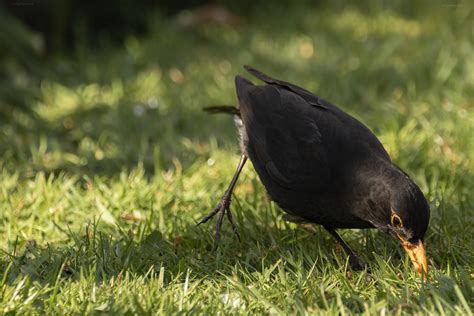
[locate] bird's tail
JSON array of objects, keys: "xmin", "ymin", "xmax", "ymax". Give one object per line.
[{"xmin": 203, "ymin": 105, "xmax": 241, "ymax": 117}]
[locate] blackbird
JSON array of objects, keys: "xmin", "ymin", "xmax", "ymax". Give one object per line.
[{"xmin": 198, "ymin": 65, "xmax": 430, "ymax": 274}]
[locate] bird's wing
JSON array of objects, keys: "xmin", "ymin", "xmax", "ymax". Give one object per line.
[
  {"xmin": 238, "ymin": 82, "xmax": 331, "ymax": 192},
  {"xmin": 243, "ymin": 65, "xmax": 391, "ymax": 161}
]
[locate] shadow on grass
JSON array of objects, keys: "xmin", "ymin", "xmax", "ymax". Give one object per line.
[
  {"xmin": 0, "ymin": 214, "xmax": 431, "ymax": 287},
  {"xmin": 0, "ymin": 212, "xmax": 357, "ymax": 289}
]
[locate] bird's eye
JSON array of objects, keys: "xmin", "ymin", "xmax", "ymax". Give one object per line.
[{"xmin": 391, "ymin": 213, "xmax": 403, "ymax": 228}]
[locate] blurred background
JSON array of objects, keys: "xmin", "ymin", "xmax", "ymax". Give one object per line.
[{"xmin": 0, "ymin": 0, "xmax": 472, "ymax": 177}]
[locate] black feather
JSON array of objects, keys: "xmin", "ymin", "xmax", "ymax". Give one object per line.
[{"xmin": 203, "ymin": 105, "xmax": 240, "ymax": 116}]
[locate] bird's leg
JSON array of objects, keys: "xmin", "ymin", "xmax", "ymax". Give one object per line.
[
  {"xmin": 325, "ymin": 227, "xmax": 367, "ymax": 271},
  {"xmin": 197, "ymin": 155, "xmax": 248, "ymax": 241}
]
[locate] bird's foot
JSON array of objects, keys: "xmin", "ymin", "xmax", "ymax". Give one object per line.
[
  {"xmin": 325, "ymin": 227, "xmax": 368, "ymax": 272},
  {"xmin": 348, "ymin": 253, "xmax": 367, "ymax": 271},
  {"xmin": 197, "ymin": 191, "xmax": 240, "ymax": 242}
]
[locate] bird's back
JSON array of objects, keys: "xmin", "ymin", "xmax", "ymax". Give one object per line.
[{"xmin": 235, "ymin": 73, "xmax": 390, "ymax": 228}]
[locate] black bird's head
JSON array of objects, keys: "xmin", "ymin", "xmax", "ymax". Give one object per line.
[{"xmin": 385, "ymin": 171, "xmax": 430, "ymax": 275}]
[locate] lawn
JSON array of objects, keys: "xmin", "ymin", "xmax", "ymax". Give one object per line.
[{"xmin": 1, "ymin": 1, "xmax": 473, "ymax": 314}]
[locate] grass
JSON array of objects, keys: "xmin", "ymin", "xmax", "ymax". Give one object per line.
[{"xmin": 1, "ymin": 1, "xmax": 474, "ymax": 314}]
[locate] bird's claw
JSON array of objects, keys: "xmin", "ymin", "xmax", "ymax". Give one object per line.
[
  {"xmin": 197, "ymin": 192, "xmax": 240, "ymax": 242},
  {"xmin": 348, "ymin": 254, "xmax": 367, "ymax": 271}
]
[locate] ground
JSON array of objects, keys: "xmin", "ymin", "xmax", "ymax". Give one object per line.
[{"xmin": 1, "ymin": 2, "xmax": 473, "ymax": 314}]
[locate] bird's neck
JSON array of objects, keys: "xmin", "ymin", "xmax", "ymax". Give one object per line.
[{"xmin": 353, "ymin": 161, "xmax": 405, "ymax": 229}]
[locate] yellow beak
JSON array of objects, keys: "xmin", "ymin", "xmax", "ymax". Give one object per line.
[{"xmin": 400, "ymin": 238, "xmax": 428, "ymax": 275}]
